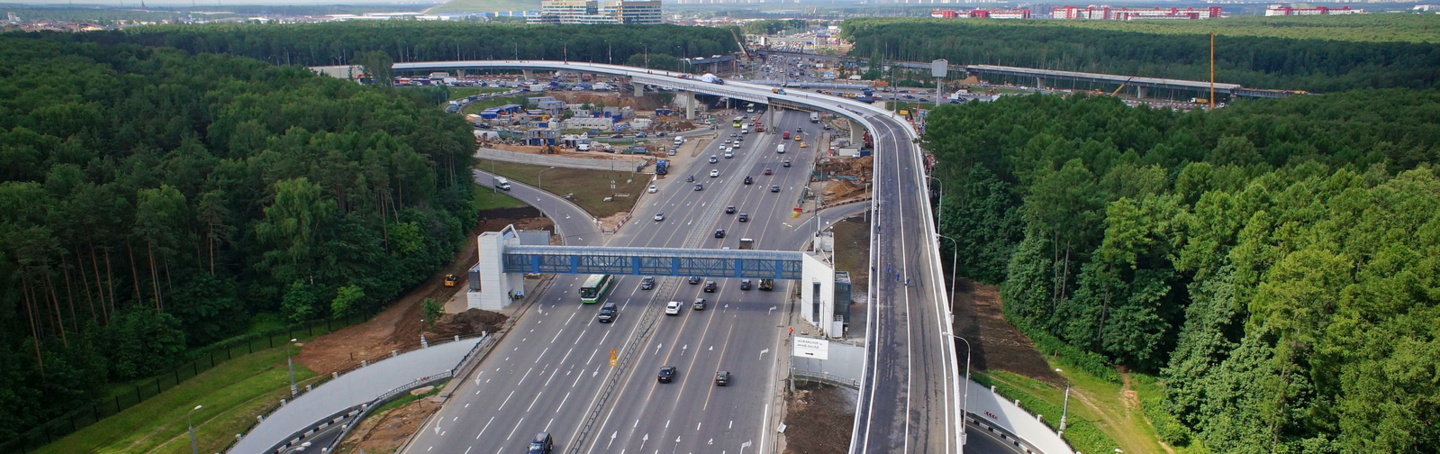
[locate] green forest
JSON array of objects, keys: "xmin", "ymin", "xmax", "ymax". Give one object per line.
[
  {"xmin": 926, "ymin": 91, "xmax": 1440, "ymax": 452},
  {"xmin": 0, "ymin": 36, "xmax": 476, "ymax": 442},
  {"xmin": 840, "ymin": 18, "xmax": 1440, "ymax": 92},
  {"xmin": 47, "ymin": 21, "xmax": 738, "ymax": 70}
]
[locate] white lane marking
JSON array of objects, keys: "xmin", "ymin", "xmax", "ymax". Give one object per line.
[
  {"xmin": 478, "ymin": 417, "xmax": 495, "ymax": 438},
  {"xmin": 535, "ymin": 347, "xmax": 550, "ymax": 363},
  {"xmin": 497, "ymin": 390, "xmax": 517, "ymax": 410},
  {"xmin": 525, "ymin": 391, "xmax": 544, "ymax": 412},
  {"xmin": 556, "ymin": 391, "xmax": 572, "ymax": 412},
  {"xmin": 504, "ymin": 417, "xmax": 524, "ymax": 441}
]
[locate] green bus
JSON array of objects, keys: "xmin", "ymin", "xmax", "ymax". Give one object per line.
[{"xmin": 579, "ymin": 274, "xmax": 615, "ymax": 304}]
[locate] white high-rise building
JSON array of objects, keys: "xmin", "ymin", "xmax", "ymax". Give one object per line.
[{"xmin": 530, "ymin": 0, "xmax": 662, "ymax": 24}]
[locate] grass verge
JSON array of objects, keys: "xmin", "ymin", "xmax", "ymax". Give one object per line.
[
  {"xmin": 473, "ymin": 186, "xmax": 529, "ymax": 211},
  {"xmin": 37, "ymin": 346, "xmax": 319, "ymax": 454},
  {"xmin": 478, "ymin": 158, "xmax": 650, "ymax": 218},
  {"xmin": 975, "ymin": 364, "xmax": 1207, "ymax": 454}
]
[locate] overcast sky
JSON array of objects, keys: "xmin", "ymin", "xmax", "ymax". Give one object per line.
[{"xmin": 9, "ymin": 0, "xmax": 442, "ymax": 6}]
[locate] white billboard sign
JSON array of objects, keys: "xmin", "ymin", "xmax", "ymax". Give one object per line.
[
  {"xmin": 931, "ymin": 59, "xmax": 949, "ymax": 78},
  {"xmin": 792, "ymin": 336, "xmax": 830, "ymax": 360}
]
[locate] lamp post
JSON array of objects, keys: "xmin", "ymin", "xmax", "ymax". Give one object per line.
[
  {"xmin": 927, "ymin": 176, "xmax": 945, "ymax": 227},
  {"xmin": 538, "ymin": 166, "xmax": 558, "ymax": 192},
  {"xmin": 286, "ymin": 338, "xmax": 298, "ymax": 398},
  {"xmin": 951, "ymin": 335, "xmax": 972, "ymax": 453},
  {"xmin": 187, "ymin": 404, "xmax": 203, "ymax": 454},
  {"xmin": 1056, "ymin": 368, "xmax": 1071, "ymax": 434},
  {"xmin": 935, "ymin": 234, "xmax": 959, "ymax": 316}
]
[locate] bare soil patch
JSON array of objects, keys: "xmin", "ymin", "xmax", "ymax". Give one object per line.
[
  {"xmin": 951, "ymin": 280, "xmax": 1060, "ymax": 383},
  {"xmin": 782, "ymin": 384, "xmax": 855, "ymax": 454},
  {"xmin": 334, "ymin": 394, "xmax": 444, "ymax": 454},
  {"xmin": 294, "ymin": 209, "xmax": 541, "ymax": 376}
]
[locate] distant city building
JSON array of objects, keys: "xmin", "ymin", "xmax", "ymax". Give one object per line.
[
  {"xmin": 931, "ymin": 8, "xmax": 1032, "ymax": 19},
  {"xmin": 1050, "ymin": 6, "xmax": 1223, "ymax": 20},
  {"xmin": 1264, "ymin": 5, "xmax": 1365, "ymax": 16},
  {"xmin": 530, "ymin": 0, "xmax": 661, "ymax": 24}
]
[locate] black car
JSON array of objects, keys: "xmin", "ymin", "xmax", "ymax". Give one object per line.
[
  {"xmin": 658, "ymin": 366, "xmax": 677, "ymax": 383},
  {"xmin": 528, "ymin": 432, "xmax": 553, "ymax": 454},
  {"xmin": 694, "ymin": 183, "xmax": 704, "ymax": 191},
  {"xmin": 715, "ymin": 371, "xmax": 731, "ymax": 386},
  {"xmin": 686, "ymin": 175, "xmax": 695, "ymax": 182},
  {"xmin": 597, "ymin": 302, "xmax": 618, "ymax": 323},
  {"xmin": 703, "ymin": 281, "xmax": 717, "ymax": 292},
  {"xmin": 782, "ymin": 160, "xmax": 792, "ymax": 167},
  {"xmin": 725, "ymin": 205, "xmax": 736, "ymax": 214},
  {"xmin": 640, "ymin": 276, "xmax": 656, "ymax": 290},
  {"xmin": 714, "ymin": 229, "xmax": 726, "ymax": 238},
  {"xmin": 743, "ymin": 176, "xmax": 753, "ymax": 185},
  {"xmin": 740, "ymin": 279, "xmax": 753, "ymax": 290},
  {"xmin": 738, "ymin": 213, "xmax": 749, "ymax": 222},
  {"xmin": 689, "ymin": 276, "xmax": 701, "ymax": 284},
  {"xmin": 770, "ymin": 185, "xmax": 781, "ymax": 193}
]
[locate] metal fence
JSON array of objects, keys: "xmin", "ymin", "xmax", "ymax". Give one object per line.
[{"xmin": 0, "ymin": 312, "xmax": 375, "ymax": 454}]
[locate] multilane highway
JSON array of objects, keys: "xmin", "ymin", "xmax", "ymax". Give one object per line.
[
  {"xmin": 384, "ymin": 60, "xmax": 1002, "ymax": 454},
  {"xmin": 409, "ymin": 109, "xmax": 828, "ymax": 454}
]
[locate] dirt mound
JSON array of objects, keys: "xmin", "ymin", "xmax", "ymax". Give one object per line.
[
  {"xmin": 335, "ymin": 395, "xmax": 442, "ymax": 454},
  {"xmin": 428, "ymin": 309, "xmax": 507, "ymax": 339},
  {"xmin": 783, "ymin": 384, "xmax": 854, "ymax": 454},
  {"xmin": 816, "ymin": 156, "xmax": 872, "ymax": 182},
  {"xmin": 822, "ymin": 180, "xmax": 866, "ymax": 201}
]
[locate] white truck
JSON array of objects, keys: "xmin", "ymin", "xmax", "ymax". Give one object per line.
[
  {"xmin": 809, "ymin": 112, "xmax": 820, "ymax": 123},
  {"xmin": 777, "ymin": 144, "xmax": 786, "ymax": 154},
  {"xmin": 493, "ymin": 176, "xmax": 512, "ymax": 191}
]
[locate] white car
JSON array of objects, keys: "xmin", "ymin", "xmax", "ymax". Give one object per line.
[
  {"xmin": 709, "ymin": 169, "xmax": 720, "ymax": 178},
  {"xmin": 665, "ymin": 301, "xmax": 683, "ymax": 315},
  {"xmin": 724, "ymin": 151, "xmax": 734, "ymax": 159},
  {"xmin": 654, "ymin": 212, "xmax": 665, "ymax": 221},
  {"xmin": 648, "ymin": 185, "xmax": 658, "ymax": 193}
]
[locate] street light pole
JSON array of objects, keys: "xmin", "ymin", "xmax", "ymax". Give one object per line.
[
  {"xmin": 936, "ymin": 234, "xmax": 959, "ymax": 318},
  {"xmin": 538, "ymin": 166, "xmax": 558, "ymax": 192},
  {"xmin": 1056, "ymin": 368, "xmax": 1071, "ymax": 434},
  {"xmin": 952, "ymin": 335, "xmax": 972, "ymax": 453},
  {"xmin": 286, "ymin": 338, "xmax": 298, "ymax": 398},
  {"xmin": 187, "ymin": 404, "xmax": 203, "ymax": 454},
  {"xmin": 927, "ymin": 176, "xmax": 944, "ymax": 227}
]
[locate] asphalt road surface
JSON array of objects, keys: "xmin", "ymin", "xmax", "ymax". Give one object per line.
[{"xmin": 411, "ymin": 109, "xmax": 825, "ymax": 454}]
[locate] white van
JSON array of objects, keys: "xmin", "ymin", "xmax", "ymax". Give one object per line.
[{"xmin": 777, "ymin": 144, "xmax": 786, "ymax": 154}]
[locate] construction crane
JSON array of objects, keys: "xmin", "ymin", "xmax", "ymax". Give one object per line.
[
  {"xmin": 730, "ymin": 28, "xmax": 754, "ymax": 60},
  {"xmin": 1111, "ymin": 76, "xmax": 1136, "ymax": 97}
]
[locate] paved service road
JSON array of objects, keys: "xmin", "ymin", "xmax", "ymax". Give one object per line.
[{"xmin": 412, "ymin": 109, "xmax": 820, "ymax": 454}]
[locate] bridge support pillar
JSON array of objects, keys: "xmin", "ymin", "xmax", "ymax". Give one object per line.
[
  {"xmin": 1136, "ymin": 86, "xmax": 1148, "ymax": 99},
  {"xmin": 1035, "ymin": 76, "xmax": 1044, "ymax": 89},
  {"xmin": 674, "ymin": 92, "xmax": 697, "ymax": 119},
  {"xmin": 632, "ymin": 82, "xmax": 644, "ymax": 97},
  {"xmin": 522, "ymin": 69, "xmax": 534, "ymax": 81}
]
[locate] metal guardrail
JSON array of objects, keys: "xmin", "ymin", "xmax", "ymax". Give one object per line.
[
  {"xmin": 219, "ymin": 333, "xmax": 487, "ymax": 454},
  {"xmin": 791, "ymin": 368, "xmax": 861, "ymax": 389}
]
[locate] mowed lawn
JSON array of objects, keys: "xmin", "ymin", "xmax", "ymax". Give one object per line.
[
  {"xmin": 37, "ymin": 347, "xmax": 318, "ymax": 454},
  {"xmin": 479, "ymin": 158, "xmax": 651, "ymax": 218}
]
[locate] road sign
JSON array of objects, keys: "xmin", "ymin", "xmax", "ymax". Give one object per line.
[{"xmin": 792, "ymin": 336, "xmax": 830, "ymax": 360}]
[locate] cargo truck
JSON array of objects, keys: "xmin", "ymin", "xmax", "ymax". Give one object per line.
[
  {"xmin": 809, "ymin": 112, "xmax": 820, "ymax": 123},
  {"xmin": 493, "ymin": 176, "xmax": 512, "ymax": 191},
  {"xmin": 655, "ymin": 160, "xmax": 669, "ymax": 175},
  {"xmin": 739, "ymin": 238, "xmax": 754, "ymax": 249}
]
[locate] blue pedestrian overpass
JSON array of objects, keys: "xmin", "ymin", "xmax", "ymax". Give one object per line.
[{"xmin": 502, "ymin": 245, "xmax": 803, "ymax": 280}]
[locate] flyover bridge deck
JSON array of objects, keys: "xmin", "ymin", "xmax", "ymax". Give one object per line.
[{"xmin": 502, "ymin": 244, "xmax": 804, "ymax": 279}]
